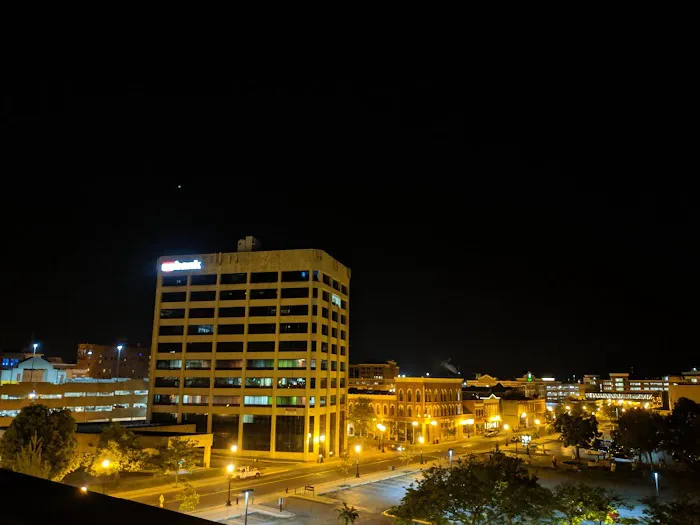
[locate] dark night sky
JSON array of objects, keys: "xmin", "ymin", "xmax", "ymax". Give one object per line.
[{"xmin": 2, "ymin": 77, "xmax": 696, "ymax": 380}]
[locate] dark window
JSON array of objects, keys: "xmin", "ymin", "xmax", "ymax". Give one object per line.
[
  {"xmin": 219, "ymin": 307, "xmax": 245, "ymax": 318},
  {"xmin": 323, "ymin": 274, "xmax": 330, "ymax": 285},
  {"xmin": 153, "ymin": 394, "xmax": 178, "ymax": 405},
  {"xmin": 321, "ymin": 360, "xmax": 328, "ymax": 371},
  {"xmin": 248, "ymin": 323, "xmax": 276, "ymax": 334},
  {"xmin": 188, "ymin": 324, "xmax": 214, "ymax": 335},
  {"xmin": 313, "ymin": 270, "xmax": 320, "ymax": 281},
  {"xmin": 280, "ymin": 305, "xmax": 308, "ymax": 316},
  {"xmin": 341, "ymin": 330, "xmax": 346, "ymax": 340},
  {"xmin": 281, "ymin": 270, "xmax": 310, "ymax": 282},
  {"xmin": 340, "ymin": 378, "xmax": 346, "ymax": 388},
  {"xmin": 341, "ymin": 299, "xmax": 347, "ymax": 310},
  {"xmin": 331, "ymin": 378, "xmax": 337, "ymax": 388},
  {"xmin": 322, "ymin": 307, "xmax": 329, "ymax": 319},
  {"xmin": 190, "ymin": 291, "xmax": 216, "ymax": 302},
  {"xmin": 161, "ymin": 308, "xmax": 185, "ymax": 319},
  {"xmin": 221, "ymin": 273, "xmax": 247, "ymax": 285},
  {"xmin": 162, "ymin": 292, "xmax": 186, "ymax": 303},
  {"xmin": 340, "ymin": 362, "xmax": 345, "ymax": 372},
  {"xmin": 331, "ymin": 361, "xmax": 337, "ymax": 371},
  {"xmin": 213, "ymin": 395, "xmax": 240, "ymax": 406},
  {"xmin": 251, "ymin": 272, "xmax": 278, "ymax": 283},
  {"xmin": 322, "ymin": 325, "xmax": 329, "ymax": 336},
  {"xmin": 280, "ymin": 323, "xmax": 308, "ymax": 334},
  {"xmin": 220, "ymin": 290, "xmax": 246, "ymax": 301},
  {"xmin": 152, "ymin": 412, "xmax": 178, "ymax": 424},
  {"xmin": 185, "ymin": 359, "xmax": 211, "ymax": 370},
  {"xmin": 189, "ymin": 307, "xmax": 215, "ymax": 318},
  {"xmin": 311, "ymin": 341, "xmax": 317, "ymax": 352},
  {"xmin": 184, "ymin": 377, "xmax": 210, "ymax": 388},
  {"xmin": 279, "ymin": 341, "xmax": 307, "ymax": 352},
  {"xmin": 310, "ymin": 378, "xmax": 316, "ymax": 388},
  {"xmin": 331, "ymin": 344, "xmax": 337, "ymax": 354},
  {"xmin": 214, "ymin": 377, "xmax": 241, "ymax": 388},
  {"xmin": 340, "ymin": 346, "xmax": 346, "ymax": 356},
  {"xmin": 158, "ymin": 342, "xmax": 182, "ymax": 353},
  {"xmin": 247, "ymin": 341, "xmax": 275, "ymax": 352},
  {"xmin": 242, "ymin": 415, "xmax": 272, "ymax": 452},
  {"xmin": 331, "ymin": 328, "xmax": 338, "ymax": 338},
  {"xmin": 250, "ymin": 288, "xmax": 277, "ymax": 300},
  {"xmin": 156, "ymin": 359, "xmax": 182, "ymax": 370},
  {"xmin": 322, "ymin": 291, "xmax": 329, "ymax": 302},
  {"xmin": 250, "ymin": 306, "xmax": 277, "ymax": 317},
  {"xmin": 247, "ymin": 359, "xmax": 274, "ymax": 369},
  {"xmin": 191, "ymin": 274, "xmax": 217, "ymax": 286},
  {"xmin": 162, "ymin": 275, "xmax": 187, "ymax": 287},
  {"xmin": 218, "ymin": 324, "xmax": 244, "ymax": 335},
  {"xmin": 312, "ymin": 323, "xmax": 317, "ymax": 334},
  {"xmin": 281, "ymin": 288, "xmax": 309, "ymax": 299},
  {"xmin": 312, "ymin": 305, "xmax": 318, "ymax": 316},
  {"xmin": 341, "ymin": 284, "xmax": 348, "ymax": 295},
  {"xmin": 332, "ymin": 279, "xmax": 339, "ymax": 291},
  {"xmin": 321, "ymin": 342, "xmax": 328, "ymax": 353},
  {"xmin": 216, "ymin": 341, "xmax": 243, "ymax": 351},
  {"xmin": 331, "ymin": 311, "xmax": 338, "ymax": 322},
  {"xmin": 215, "ymin": 359, "xmax": 243, "ymax": 370},
  {"xmin": 187, "ymin": 342, "xmax": 213, "ymax": 353},
  {"xmin": 320, "ymin": 378, "xmax": 328, "ymax": 388},
  {"xmin": 155, "ymin": 377, "xmax": 180, "ymax": 387},
  {"xmin": 341, "ymin": 314, "xmax": 347, "ymax": 325},
  {"xmin": 159, "ymin": 325, "xmax": 184, "ymax": 336},
  {"xmin": 313, "ymin": 288, "xmax": 318, "ymax": 298}
]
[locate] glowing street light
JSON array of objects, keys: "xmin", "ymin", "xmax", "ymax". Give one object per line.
[
  {"xmin": 535, "ymin": 419, "xmax": 541, "ymax": 426},
  {"xmin": 503, "ymin": 423, "xmax": 510, "ymax": 431},
  {"xmin": 116, "ymin": 344, "xmax": 124, "ymax": 378},
  {"xmin": 226, "ymin": 464, "xmax": 235, "ymax": 506},
  {"xmin": 354, "ymin": 444, "xmax": 362, "ymax": 477},
  {"xmin": 376, "ymin": 424, "xmax": 386, "ymax": 452},
  {"xmin": 565, "ymin": 406, "xmax": 571, "ymax": 411},
  {"xmin": 80, "ymin": 486, "xmax": 88, "ymax": 494},
  {"xmin": 101, "ymin": 459, "xmax": 111, "ymax": 494},
  {"xmin": 418, "ymin": 435, "xmax": 425, "ymax": 464},
  {"xmin": 32, "ymin": 343, "xmax": 39, "ymax": 354}
]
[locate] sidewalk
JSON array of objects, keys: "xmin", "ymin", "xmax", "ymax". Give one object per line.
[{"xmin": 194, "ymin": 502, "xmax": 295, "ymax": 522}]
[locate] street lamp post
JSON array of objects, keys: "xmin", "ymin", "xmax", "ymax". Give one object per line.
[
  {"xmin": 411, "ymin": 421, "xmax": 418, "ymax": 444},
  {"xmin": 116, "ymin": 344, "xmax": 124, "ymax": 378},
  {"xmin": 430, "ymin": 419, "xmax": 438, "ymax": 443},
  {"xmin": 354, "ymin": 444, "xmax": 361, "ymax": 477},
  {"xmin": 376, "ymin": 424, "xmax": 386, "ymax": 452},
  {"xmin": 320, "ymin": 435, "xmax": 326, "ymax": 462},
  {"xmin": 448, "ymin": 448, "xmax": 454, "ymax": 469},
  {"xmin": 226, "ymin": 464, "xmax": 234, "ymax": 506},
  {"xmin": 101, "ymin": 459, "xmax": 111, "ymax": 494},
  {"xmin": 654, "ymin": 472, "xmax": 659, "ymax": 497},
  {"xmin": 243, "ymin": 489, "xmax": 254, "ymax": 525},
  {"xmin": 418, "ymin": 436, "xmax": 425, "ymax": 464}
]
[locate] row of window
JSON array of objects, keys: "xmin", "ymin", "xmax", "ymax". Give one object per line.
[
  {"xmin": 157, "ymin": 341, "xmax": 346, "ymax": 355},
  {"xmin": 161, "ymin": 289, "xmax": 348, "ymax": 310},
  {"xmin": 398, "ymin": 389, "xmax": 461, "ymax": 402},
  {"xmin": 159, "ymin": 322, "xmax": 347, "ymax": 339},
  {"xmin": 153, "ymin": 394, "xmax": 344, "ymax": 407},
  {"xmin": 163, "ymin": 270, "xmax": 348, "ymax": 295},
  {"xmin": 154, "ymin": 376, "xmax": 346, "ymax": 389},
  {"xmin": 155, "ymin": 358, "xmax": 346, "ymax": 372}
]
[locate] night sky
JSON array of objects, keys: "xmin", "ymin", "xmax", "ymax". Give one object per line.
[{"xmin": 2, "ymin": 77, "xmax": 696, "ymax": 380}]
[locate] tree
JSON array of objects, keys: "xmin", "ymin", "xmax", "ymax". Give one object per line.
[
  {"xmin": 392, "ymin": 453, "xmax": 553, "ymax": 525},
  {"xmin": 12, "ymin": 433, "xmax": 51, "ymax": 479},
  {"xmin": 553, "ymin": 413, "xmax": 600, "ymax": 460},
  {"xmin": 399, "ymin": 446, "xmax": 415, "ymax": 467},
  {"xmin": 153, "ymin": 437, "xmax": 199, "ymax": 484},
  {"xmin": 612, "ymin": 410, "xmax": 664, "ymax": 466},
  {"xmin": 88, "ymin": 423, "xmax": 147, "ymax": 481},
  {"xmin": 338, "ymin": 451, "xmax": 352, "ymax": 483},
  {"xmin": 642, "ymin": 496, "xmax": 700, "ymax": 525},
  {"xmin": 335, "ymin": 502, "xmax": 359, "ymax": 525},
  {"xmin": 553, "ymin": 482, "xmax": 627, "ymax": 525},
  {"xmin": 348, "ymin": 397, "xmax": 374, "ymax": 437},
  {"xmin": 176, "ymin": 483, "xmax": 200, "ymax": 512},
  {"xmin": 664, "ymin": 397, "xmax": 700, "ymax": 471},
  {"xmin": 0, "ymin": 405, "xmax": 80, "ymax": 481}
]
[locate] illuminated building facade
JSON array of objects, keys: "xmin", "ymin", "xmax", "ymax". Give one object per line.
[
  {"xmin": 348, "ymin": 360, "xmax": 398, "ymax": 392},
  {"xmin": 148, "ymin": 240, "xmax": 350, "ymax": 461}
]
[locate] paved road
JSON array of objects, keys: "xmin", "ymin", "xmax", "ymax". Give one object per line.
[{"xmin": 129, "ymin": 436, "xmax": 510, "ymax": 513}]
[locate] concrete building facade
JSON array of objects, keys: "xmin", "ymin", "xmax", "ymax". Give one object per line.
[{"xmin": 148, "ymin": 243, "xmax": 350, "ymax": 461}]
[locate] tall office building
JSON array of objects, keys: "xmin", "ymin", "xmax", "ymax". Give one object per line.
[{"xmin": 148, "ymin": 239, "xmax": 350, "ymax": 461}]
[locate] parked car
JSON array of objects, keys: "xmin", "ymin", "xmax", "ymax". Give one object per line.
[
  {"xmin": 484, "ymin": 429, "xmax": 500, "ymax": 437},
  {"xmin": 233, "ymin": 466, "xmax": 261, "ymax": 480}
]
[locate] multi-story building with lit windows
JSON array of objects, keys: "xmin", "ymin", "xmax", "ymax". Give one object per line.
[
  {"xmin": 148, "ymin": 239, "xmax": 350, "ymax": 461},
  {"xmin": 77, "ymin": 343, "xmax": 150, "ymax": 379}
]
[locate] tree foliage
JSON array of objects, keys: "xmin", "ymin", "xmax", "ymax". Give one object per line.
[
  {"xmin": 664, "ymin": 397, "xmax": 700, "ymax": 471},
  {"xmin": 0, "ymin": 405, "xmax": 80, "ymax": 481},
  {"xmin": 348, "ymin": 397, "xmax": 375, "ymax": 437},
  {"xmin": 153, "ymin": 437, "xmax": 199, "ymax": 484},
  {"xmin": 642, "ymin": 496, "xmax": 700, "ymax": 525},
  {"xmin": 399, "ymin": 446, "xmax": 415, "ymax": 466},
  {"xmin": 611, "ymin": 410, "xmax": 664, "ymax": 465},
  {"xmin": 338, "ymin": 451, "xmax": 352, "ymax": 481},
  {"xmin": 335, "ymin": 502, "xmax": 359, "ymax": 525},
  {"xmin": 553, "ymin": 413, "xmax": 600, "ymax": 460},
  {"xmin": 176, "ymin": 483, "xmax": 200, "ymax": 512},
  {"xmin": 552, "ymin": 482, "xmax": 628, "ymax": 525},
  {"xmin": 392, "ymin": 452, "xmax": 552, "ymax": 525},
  {"xmin": 12, "ymin": 433, "xmax": 51, "ymax": 479},
  {"xmin": 88, "ymin": 423, "xmax": 147, "ymax": 478}
]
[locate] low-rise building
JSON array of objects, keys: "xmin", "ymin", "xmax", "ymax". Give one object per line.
[
  {"xmin": 462, "ymin": 394, "xmax": 501, "ymax": 434},
  {"xmin": 0, "ymin": 356, "xmax": 148, "ymax": 427},
  {"xmin": 78, "ymin": 343, "xmax": 150, "ymax": 379},
  {"xmin": 348, "ymin": 360, "xmax": 398, "ymax": 393},
  {"xmin": 500, "ymin": 397, "xmax": 546, "ymax": 431}
]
